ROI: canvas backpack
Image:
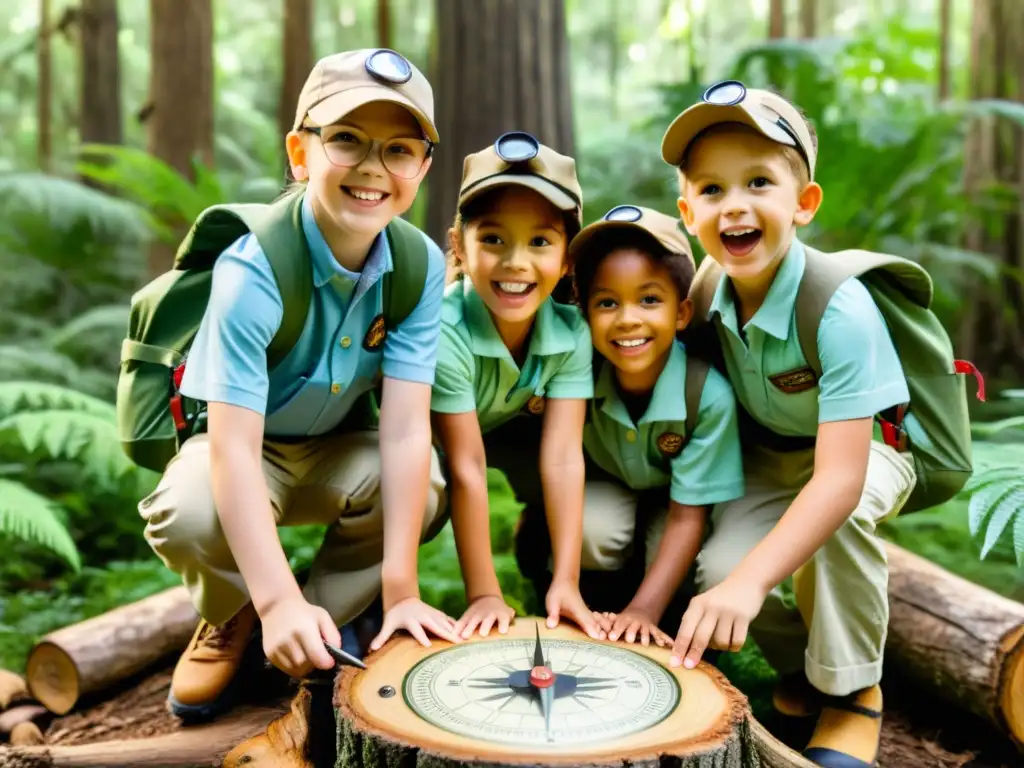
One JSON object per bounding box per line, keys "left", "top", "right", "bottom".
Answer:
{"left": 686, "top": 246, "right": 984, "bottom": 514}
{"left": 116, "top": 189, "right": 428, "bottom": 473}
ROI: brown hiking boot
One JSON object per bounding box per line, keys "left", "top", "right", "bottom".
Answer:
{"left": 168, "top": 602, "right": 258, "bottom": 721}
{"left": 803, "top": 684, "right": 884, "bottom": 767}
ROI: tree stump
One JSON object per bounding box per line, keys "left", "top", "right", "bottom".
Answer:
{"left": 332, "top": 620, "right": 815, "bottom": 768}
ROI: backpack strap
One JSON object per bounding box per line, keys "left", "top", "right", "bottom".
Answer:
{"left": 382, "top": 216, "right": 429, "bottom": 330}
{"left": 683, "top": 356, "right": 709, "bottom": 439}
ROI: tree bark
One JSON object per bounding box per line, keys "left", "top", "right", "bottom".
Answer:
{"left": 886, "top": 543, "right": 1024, "bottom": 749}
{"left": 280, "top": 0, "right": 313, "bottom": 142}
{"left": 938, "top": 0, "right": 951, "bottom": 101}
{"left": 332, "top": 622, "right": 817, "bottom": 768}
{"left": 38, "top": 0, "right": 52, "bottom": 173}
{"left": 377, "top": 0, "right": 391, "bottom": 49}
{"left": 798, "top": 0, "right": 815, "bottom": 38}
{"left": 78, "top": 0, "right": 121, "bottom": 149}
{"left": 146, "top": 0, "right": 214, "bottom": 278}
{"left": 426, "top": 0, "right": 575, "bottom": 247}
{"left": 24, "top": 588, "right": 198, "bottom": 716}
{"left": 768, "top": 0, "right": 785, "bottom": 38}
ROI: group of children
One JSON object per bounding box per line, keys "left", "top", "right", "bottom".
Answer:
{"left": 135, "top": 48, "right": 929, "bottom": 768}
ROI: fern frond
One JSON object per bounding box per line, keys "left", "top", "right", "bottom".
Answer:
{"left": 968, "top": 478, "right": 1012, "bottom": 538}
{"left": 0, "top": 381, "right": 115, "bottom": 421}
{"left": 0, "top": 345, "right": 80, "bottom": 387}
{"left": 49, "top": 305, "right": 128, "bottom": 357}
{"left": 980, "top": 486, "right": 1024, "bottom": 559}
{"left": 972, "top": 417, "right": 1024, "bottom": 440}
{"left": 0, "top": 409, "right": 133, "bottom": 487}
{"left": 0, "top": 479, "right": 81, "bottom": 571}
{"left": 1014, "top": 510, "right": 1024, "bottom": 567}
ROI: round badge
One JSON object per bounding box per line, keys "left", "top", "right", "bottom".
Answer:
{"left": 363, "top": 314, "right": 387, "bottom": 351}
{"left": 702, "top": 80, "right": 746, "bottom": 106}
{"left": 494, "top": 131, "right": 540, "bottom": 164}
{"left": 656, "top": 432, "right": 685, "bottom": 458}
{"left": 603, "top": 205, "right": 643, "bottom": 223}
{"left": 365, "top": 49, "right": 413, "bottom": 84}
{"left": 526, "top": 395, "right": 546, "bottom": 415}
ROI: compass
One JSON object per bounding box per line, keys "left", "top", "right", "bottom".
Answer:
{"left": 334, "top": 619, "right": 761, "bottom": 767}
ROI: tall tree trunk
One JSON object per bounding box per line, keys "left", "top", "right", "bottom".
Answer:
{"left": 377, "top": 0, "right": 391, "bottom": 49}
{"left": 799, "top": 0, "right": 815, "bottom": 38}
{"left": 79, "top": 0, "right": 122, "bottom": 187}
{"left": 426, "top": 0, "right": 575, "bottom": 247}
{"left": 608, "top": 0, "right": 619, "bottom": 121}
{"left": 147, "top": 0, "right": 214, "bottom": 278}
{"left": 938, "top": 0, "right": 951, "bottom": 101}
{"left": 768, "top": 0, "right": 785, "bottom": 38}
{"left": 280, "top": 0, "right": 313, "bottom": 143}
{"left": 38, "top": 0, "right": 52, "bottom": 172}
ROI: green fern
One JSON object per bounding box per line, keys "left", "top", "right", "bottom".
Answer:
{"left": 48, "top": 305, "right": 128, "bottom": 362}
{"left": 0, "top": 381, "right": 115, "bottom": 421}
{"left": 0, "top": 479, "right": 81, "bottom": 572}
{"left": 965, "top": 468, "right": 1024, "bottom": 564}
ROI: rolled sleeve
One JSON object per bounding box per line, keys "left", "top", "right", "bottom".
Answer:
{"left": 430, "top": 325, "right": 478, "bottom": 414}
{"left": 382, "top": 232, "right": 446, "bottom": 385}
{"left": 545, "top": 323, "right": 595, "bottom": 400}
{"left": 178, "top": 234, "right": 283, "bottom": 415}
{"left": 816, "top": 278, "right": 910, "bottom": 423}
{"left": 670, "top": 368, "right": 745, "bottom": 506}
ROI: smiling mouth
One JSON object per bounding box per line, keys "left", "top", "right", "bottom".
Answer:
{"left": 342, "top": 186, "right": 389, "bottom": 203}
{"left": 612, "top": 337, "right": 652, "bottom": 352}
{"left": 493, "top": 281, "right": 536, "bottom": 298}
{"left": 720, "top": 227, "right": 762, "bottom": 256}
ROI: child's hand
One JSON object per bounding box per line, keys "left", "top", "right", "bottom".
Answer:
{"left": 604, "top": 607, "right": 672, "bottom": 648}
{"left": 370, "top": 597, "right": 461, "bottom": 652}
{"left": 670, "top": 577, "right": 767, "bottom": 669}
{"left": 260, "top": 596, "right": 339, "bottom": 678}
{"left": 454, "top": 595, "right": 516, "bottom": 639}
{"left": 544, "top": 579, "right": 609, "bottom": 640}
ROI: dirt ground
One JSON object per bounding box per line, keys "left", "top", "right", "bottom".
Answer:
{"left": 19, "top": 664, "right": 1024, "bottom": 768}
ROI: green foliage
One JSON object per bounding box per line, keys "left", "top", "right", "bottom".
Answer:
{"left": 0, "top": 479, "right": 80, "bottom": 573}
{"left": 966, "top": 469, "right": 1024, "bottom": 565}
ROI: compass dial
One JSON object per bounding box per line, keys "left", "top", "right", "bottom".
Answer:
{"left": 402, "top": 637, "right": 680, "bottom": 748}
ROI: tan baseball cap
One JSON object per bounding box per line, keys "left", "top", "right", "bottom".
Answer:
{"left": 660, "top": 80, "right": 816, "bottom": 179}
{"left": 457, "top": 132, "right": 583, "bottom": 224}
{"left": 293, "top": 48, "right": 438, "bottom": 143}
{"left": 568, "top": 205, "right": 694, "bottom": 266}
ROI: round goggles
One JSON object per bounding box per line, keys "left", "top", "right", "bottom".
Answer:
{"left": 702, "top": 80, "right": 747, "bottom": 106}
{"left": 494, "top": 131, "right": 540, "bottom": 164}
{"left": 603, "top": 205, "right": 643, "bottom": 223}
{"left": 365, "top": 48, "right": 413, "bottom": 84}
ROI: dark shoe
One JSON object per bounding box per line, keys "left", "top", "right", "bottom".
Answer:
{"left": 803, "top": 684, "right": 883, "bottom": 768}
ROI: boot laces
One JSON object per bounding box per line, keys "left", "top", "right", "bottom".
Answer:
{"left": 196, "top": 614, "right": 241, "bottom": 651}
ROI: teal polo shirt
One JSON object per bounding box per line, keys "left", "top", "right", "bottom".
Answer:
{"left": 583, "top": 341, "right": 745, "bottom": 507}
{"left": 708, "top": 239, "right": 910, "bottom": 438}
{"left": 179, "top": 190, "right": 447, "bottom": 437}
{"left": 430, "top": 279, "right": 594, "bottom": 434}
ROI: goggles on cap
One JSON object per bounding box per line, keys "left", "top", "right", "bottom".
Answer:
{"left": 364, "top": 48, "right": 413, "bottom": 84}
{"left": 700, "top": 80, "right": 812, "bottom": 175}
{"left": 494, "top": 131, "right": 540, "bottom": 164}
{"left": 603, "top": 205, "right": 643, "bottom": 223}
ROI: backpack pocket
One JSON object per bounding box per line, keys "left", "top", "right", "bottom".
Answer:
{"left": 116, "top": 339, "right": 187, "bottom": 473}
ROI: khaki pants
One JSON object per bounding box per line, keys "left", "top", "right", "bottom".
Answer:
{"left": 139, "top": 431, "right": 448, "bottom": 627}
{"left": 696, "top": 441, "right": 916, "bottom": 696}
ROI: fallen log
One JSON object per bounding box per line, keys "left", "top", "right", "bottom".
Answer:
{"left": 0, "top": 671, "right": 28, "bottom": 710}
{"left": 0, "top": 704, "right": 286, "bottom": 768}
{"left": 25, "top": 588, "right": 198, "bottom": 715}
{"left": 886, "top": 542, "right": 1024, "bottom": 750}
{"left": 10, "top": 722, "right": 44, "bottom": 747}
{"left": 0, "top": 706, "right": 47, "bottom": 736}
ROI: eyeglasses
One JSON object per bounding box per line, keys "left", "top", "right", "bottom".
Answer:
{"left": 701, "top": 79, "right": 812, "bottom": 175}
{"left": 494, "top": 131, "right": 540, "bottom": 163}
{"left": 365, "top": 48, "right": 413, "bottom": 85}
{"left": 603, "top": 205, "right": 643, "bottom": 222}
{"left": 303, "top": 125, "right": 434, "bottom": 179}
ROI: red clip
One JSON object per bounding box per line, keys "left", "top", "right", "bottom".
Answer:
{"left": 172, "top": 362, "right": 186, "bottom": 390}
{"left": 879, "top": 419, "right": 899, "bottom": 451}
{"left": 954, "top": 360, "right": 986, "bottom": 402}
{"left": 169, "top": 394, "right": 187, "bottom": 431}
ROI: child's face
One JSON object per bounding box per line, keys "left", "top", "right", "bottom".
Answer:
{"left": 677, "top": 127, "right": 820, "bottom": 286}
{"left": 455, "top": 187, "right": 568, "bottom": 326}
{"left": 586, "top": 249, "right": 691, "bottom": 391}
{"left": 289, "top": 101, "right": 431, "bottom": 239}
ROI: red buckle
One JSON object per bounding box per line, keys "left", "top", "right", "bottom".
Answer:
{"left": 954, "top": 359, "right": 986, "bottom": 402}
{"left": 169, "top": 394, "right": 187, "bottom": 431}
{"left": 172, "top": 362, "right": 186, "bottom": 390}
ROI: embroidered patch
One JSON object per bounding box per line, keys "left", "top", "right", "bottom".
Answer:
{"left": 363, "top": 314, "right": 387, "bottom": 351}
{"left": 657, "top": 432, "right": 684, "bottom": 457}
{"left": 525, "top": 395, "right": 546, "bottom": 415}
{"left": 768, "top": 367, "right": 818, "bottom": 394}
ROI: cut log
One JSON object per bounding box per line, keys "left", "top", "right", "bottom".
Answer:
{"left": 0, "top": 707, "right": 47, "bottom": 736}
{"left": 886, "top": 542, "right": 1024, "bottom": 750}
{"left": 10, "top": 722, "right": 44, "bottom": 747}
{"left": 0, "top": 671, "right": 28, "bottom": 710}
{"left": 332, "top": 620, "right": 818, "bottom": 768}
{"left": 25, "top": 588, "right": 198, "bottom": 715}
{"left": 0, "top": 703, "right": 286, "bottom": 767}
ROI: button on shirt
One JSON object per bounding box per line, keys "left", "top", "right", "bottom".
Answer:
{"left": 430, "top": 280, "right": 594, "bottom": 434}
{"left": 583, "top": 341, "right": 745, "bottom": 507}
{"left": 179, "top": 191, "right": 447, "bottom": 437}
{"left": 708, "top": 239, "right": 910, "bottom": 437}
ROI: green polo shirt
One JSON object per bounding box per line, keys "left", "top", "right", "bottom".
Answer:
{"left": 709, "top": 239, "right": 910, "bottom": 438}
{"left": 583, "top": 341, "right": 745, "bottom": 507}
{"left": 431, "top": 279, "right": 594, "bottom": 434}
